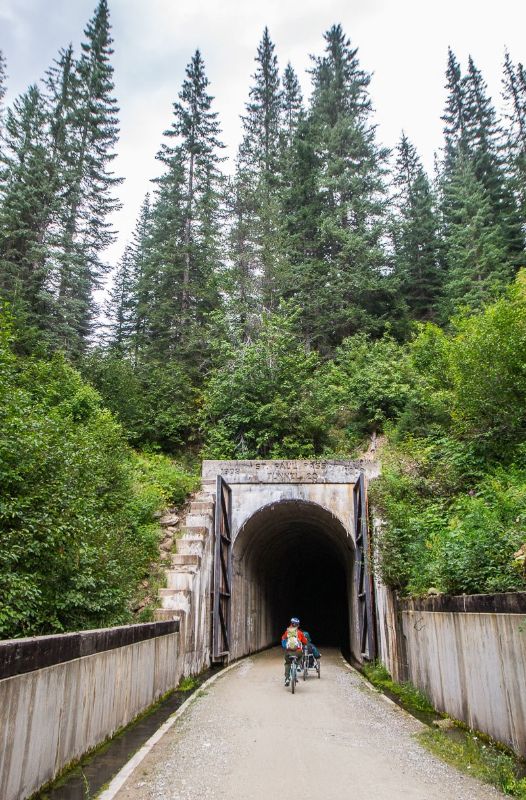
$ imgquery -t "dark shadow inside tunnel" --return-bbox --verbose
[231,500,354,659]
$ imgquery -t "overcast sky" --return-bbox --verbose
[1,0,526,269]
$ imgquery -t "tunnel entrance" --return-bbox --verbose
[230,500,354,660]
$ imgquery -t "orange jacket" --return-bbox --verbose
[281,625,307,650]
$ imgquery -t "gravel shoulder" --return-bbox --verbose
[111,647,505,800]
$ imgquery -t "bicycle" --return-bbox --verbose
[287,653,300,693]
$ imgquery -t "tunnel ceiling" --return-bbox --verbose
[232,499,354,648]
[234,499,353,570]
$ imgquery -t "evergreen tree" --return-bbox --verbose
[502,51,526,224]
[0,50,7,135]
[127,194,153,363]
[281,62,304,147]
[440,51,523,270]
[105,245,135,353]
[392,134,442,320]
[237,28,283,311]
[54,0,121,356]
[441,155,513,317]
[463,56,523,260]
[441,48,469,170]
[144,50,224,370]
[0,85,56,345]
[283,24,392,351]
[224,171,259,341]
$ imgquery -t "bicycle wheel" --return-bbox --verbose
[291,662,296,693]
[317,660,321,678]
[303,657,307,680]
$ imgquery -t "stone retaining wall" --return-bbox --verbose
[0,620,180,800]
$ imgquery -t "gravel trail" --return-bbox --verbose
[112,647,504,800]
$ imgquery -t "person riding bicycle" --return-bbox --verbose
[302,630,321,660]
[281,617,307,686]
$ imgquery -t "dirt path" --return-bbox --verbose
[112,648,504,800]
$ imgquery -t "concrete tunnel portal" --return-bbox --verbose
[231,500,354,656]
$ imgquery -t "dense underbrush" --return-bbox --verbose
[0,315,197,639]
[370,273,526,596]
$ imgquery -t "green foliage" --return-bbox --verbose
[419,728,526,798]
[131,451,198,508]
[81,351,198,452]
[200,307,334,458]
[0,311,194,638]
[373,277,526,595]
[177,676,199,691]
[448,271,526,456]
[362,661,435,715]
[329,333,411,444]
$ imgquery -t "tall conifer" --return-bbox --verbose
[285,24,391,350]
[441,155,512,317]
[238,28,283,311]
[502,51,526,225]
[0,86,56,344]
[392,134,442,320]
[0,51,7,135]
[144,50,224,370]
[54,0,121,355]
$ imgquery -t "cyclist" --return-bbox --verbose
[281,617,308,686]
[302,630,321,660]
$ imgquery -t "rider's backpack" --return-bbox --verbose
[285,625,300,650]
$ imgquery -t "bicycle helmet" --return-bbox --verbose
[290,617,300,625]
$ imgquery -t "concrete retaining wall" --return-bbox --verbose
[375,585,526,757]
[0,621,181,800]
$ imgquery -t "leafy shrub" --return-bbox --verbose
[200,309,335,458]
[329,332,411,443]
[371,276,526,596]
[82,351,198,452]
[448,271,526,458]
[0,314,195,638]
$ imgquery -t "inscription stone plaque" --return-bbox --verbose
[202,459,363,484]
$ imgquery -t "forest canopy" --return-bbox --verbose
[1,2,525,636]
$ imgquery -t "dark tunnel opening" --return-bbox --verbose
[272,543,349,646]
[231,500,354,658]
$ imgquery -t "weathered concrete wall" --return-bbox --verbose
[375,585,526,757]
[202,462,364,661]
[375,581,408,683]
[159,460,376,669]
[203,459,362,540]
[0,622,181,800]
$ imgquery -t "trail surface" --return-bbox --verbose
[113,648,503,800]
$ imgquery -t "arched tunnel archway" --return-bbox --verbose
[230,500,355,660]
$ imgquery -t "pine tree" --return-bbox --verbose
[281,63,304,147]
[105,245,135,353]
[0,50,7,135]
[441,48,469,170]
[54,0,121,356]
[237,28,283,311]
[104,195,153,359]
[441,155,513,317]
[127,194,153,363]
[143,50,224,370]
[392,134,442,320]
[463,56,523,260]
[0,85,56,345]
[224,171,259,341]
[502,51,526,224]
[284,24,391,351]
